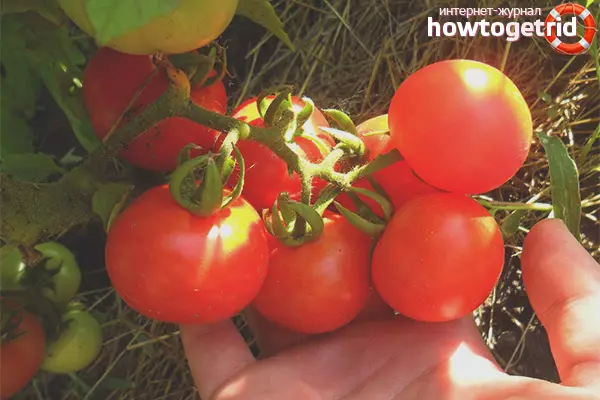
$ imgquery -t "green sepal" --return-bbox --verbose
[280,200,324,245]
[366,176,393,203]
[319,126,365,157]
[296,132,332,157]
[192,158,224,216]
[322,109,358,136]
[256,84,294,122]
[350,187,393,221]
[295,97,315,130]
[357,149,403,178]
[169,155,210,211]
[177,143,205,165]
[264,90,293,128]
[264,196,325,247]
[221,145,245,208]
[344,192,384,224]
[169,51,204,79]
[269,198,289,239]
[334,201,386,237]
[189,48,217,87]
[202,45,228,87]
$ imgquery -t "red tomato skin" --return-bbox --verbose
[105,185,269,324]
[219,96,332,210]
[371,193,505,322]
[356,114,392,161]
[0,308,45,399]
[252,213,371,334]
[83,47,227,172]
[388,60,532,194]
[336,114,439,216]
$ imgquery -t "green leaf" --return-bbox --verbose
[0,153,65,182]
[0,18,42,117]
[501,210,527,238]
[92,183,134,232]
[236,0,294,51]
[537,91,552,104]
[0,0,64,24]
[537,132,581,240]
[85,0,182,45]
[0,106,35,157]
[21,14,101,153]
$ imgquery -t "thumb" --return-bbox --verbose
[521,218,600,390]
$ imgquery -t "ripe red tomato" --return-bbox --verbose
[105,185,269,324]
[0,306,45,399]
[252,213,371,334]
[388,59,533,194]
[83,47,227,172]
[371,193,504,322]
[219,96,332,210]
[336,114,439,216]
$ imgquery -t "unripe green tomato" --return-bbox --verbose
[34,242,82,306]
[0,245,26,290]
[57,0,239,55]
[42,309,103,373]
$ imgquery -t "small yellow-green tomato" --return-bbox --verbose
[42,310,103,374]
[34,242,82,306]
[57,0,239,55]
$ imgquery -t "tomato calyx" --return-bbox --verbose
[169,44,228,88]
[169,145,245,217]
[263,194,325,247]
[334,185,393,237]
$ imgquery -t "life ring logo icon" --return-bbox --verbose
[545,3,597,55]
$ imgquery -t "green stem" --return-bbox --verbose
[292,170,313,237]
[477,199,553,211]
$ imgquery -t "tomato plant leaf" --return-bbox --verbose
[236,0,294,51]
[0,106,35,157]
[0,0,63,24]
[0,18,42,117]
[500,209,527,238]
[84,0,182,45]
[537,131,581,240]
[0,153,66,182]
[22,15,100,153]
[92,183,134,232]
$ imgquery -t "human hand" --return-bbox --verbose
[180,219,600,399]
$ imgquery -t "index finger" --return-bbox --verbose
[180,320,255,399]
[521,218,600,390]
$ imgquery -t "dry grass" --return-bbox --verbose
[21,0,599,398]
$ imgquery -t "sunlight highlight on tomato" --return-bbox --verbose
[388,59,533,194]
[105,185,269,324]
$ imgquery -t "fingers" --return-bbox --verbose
[245,289,395,358]
[179,320,255,399]
[521,218,600,390]
[244,307,310,357]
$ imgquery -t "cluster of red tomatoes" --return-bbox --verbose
[85,48,532,334]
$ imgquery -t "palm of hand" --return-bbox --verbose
[181,220,600,400]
